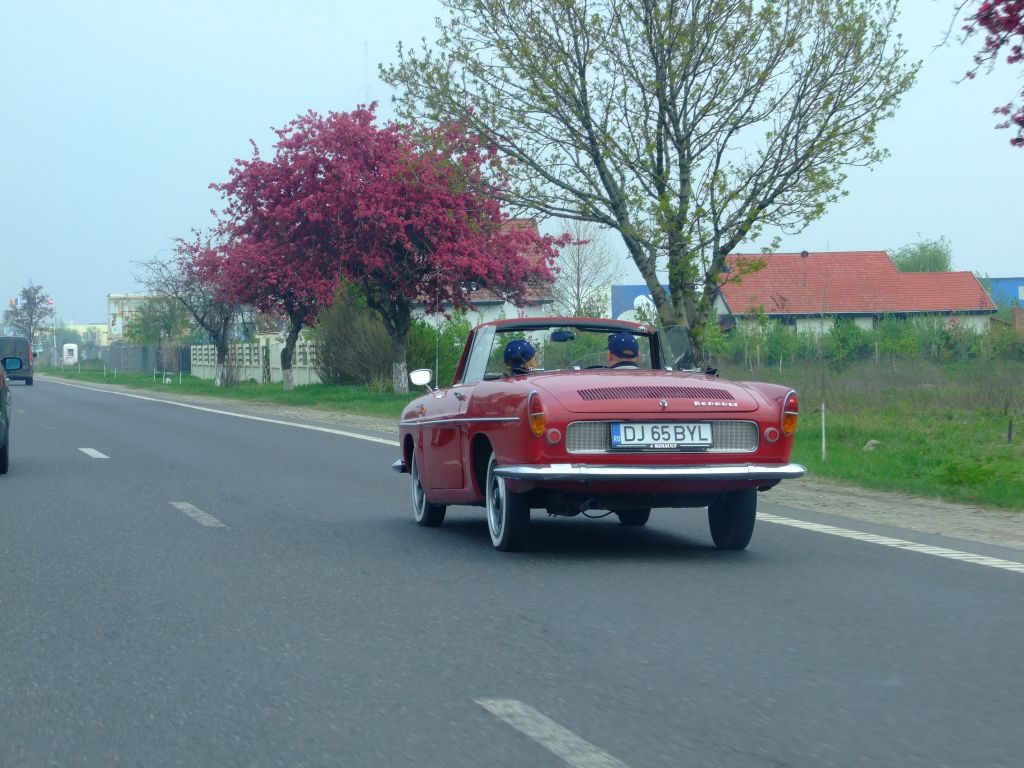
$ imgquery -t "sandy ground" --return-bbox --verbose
[765,477,1024,552]
[46,377,1024,553]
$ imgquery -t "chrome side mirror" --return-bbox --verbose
[409,368,433,390]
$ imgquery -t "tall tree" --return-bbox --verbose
[551,222,626,317]
[124,297,190,346]
[135,234,242,386]
[212,146,343,390]
[890,237,953,272]
[384,0,918,358]
[962,0,1024,147]
[3,283,54,349]
[213,106,564,393]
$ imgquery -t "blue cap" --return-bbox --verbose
[503,339,536,367]
[608,331,639,359]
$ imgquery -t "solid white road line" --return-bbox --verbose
[79,448,109,459]
[170,502,227,528]
[476,699,630,768]
[48,379,399,446]
[760,513,1024,574]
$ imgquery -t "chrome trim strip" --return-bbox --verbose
[399,416,520,427]
[493,463,807,482]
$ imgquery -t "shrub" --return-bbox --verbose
[312,285,393,385]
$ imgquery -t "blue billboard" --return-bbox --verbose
[610,284,666,321]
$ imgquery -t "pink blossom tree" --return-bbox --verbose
[213,143,341,389]
[217,105,564,393]
[964,0,1024,147]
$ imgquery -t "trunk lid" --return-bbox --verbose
[531,370,762,414]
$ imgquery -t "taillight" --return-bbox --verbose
[782,390,799,436]
[527,391,546,437]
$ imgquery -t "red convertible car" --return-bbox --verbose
[393,318,804,552]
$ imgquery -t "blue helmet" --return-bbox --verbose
[503,339,536,368]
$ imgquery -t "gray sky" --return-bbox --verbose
[2,1,1019,323]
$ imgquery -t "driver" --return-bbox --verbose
[607,331,641,368]
[504,339,537,376]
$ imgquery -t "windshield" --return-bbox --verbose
[658,325,698,370]
[480,325,655,379]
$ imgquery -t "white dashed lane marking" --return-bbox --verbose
[476,699,630,768]
[761,513,1024,574]
[170,502,227,528]
[79,448,109,459]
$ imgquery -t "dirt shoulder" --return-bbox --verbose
[44,376,1024,553]
[766,477,1024,552]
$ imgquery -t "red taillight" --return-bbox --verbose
[782,391,799,436]
[527,391,546,438]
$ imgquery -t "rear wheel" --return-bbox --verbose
[616,508,651,526]
[486,452,530,551]
[0,435,9,474]
[708,489,757,550]
[410,451,446,527]
[25,378,33,386]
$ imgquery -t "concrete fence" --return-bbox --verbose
[190,338,322,386]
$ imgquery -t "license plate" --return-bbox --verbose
[610,422,712,450]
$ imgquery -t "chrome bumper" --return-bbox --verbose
[493,463,806,482]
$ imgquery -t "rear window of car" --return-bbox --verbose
[0,337,31,361]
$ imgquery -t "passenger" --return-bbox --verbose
[607,331,641,368]
[503,339,537,376]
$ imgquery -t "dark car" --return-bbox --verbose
[393,317,805,552]
[0,336,33,386]
[1,355,23,474]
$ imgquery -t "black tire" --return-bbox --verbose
[616,508,651,526]
[410,451,446,527]
[25,378,33,386]
[708,489,757,550]
[0,435,8,474]
[485,452,530,551]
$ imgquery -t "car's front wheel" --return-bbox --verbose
[410,451,446,527]
[616,508,651,526]
[486,452,530,551]
[708,489,757,550]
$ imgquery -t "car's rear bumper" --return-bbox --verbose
[492,463,806,482]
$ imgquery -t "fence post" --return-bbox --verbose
[821,403,827,461]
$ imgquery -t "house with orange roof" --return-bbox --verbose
[719,251,997,333]
[612,250,997,333]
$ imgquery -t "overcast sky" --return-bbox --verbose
[2,0,1020,323]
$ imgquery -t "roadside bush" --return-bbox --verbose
[406,313,471,387]
[312,286,392,385]
[826,319,871,371]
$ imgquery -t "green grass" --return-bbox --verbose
[723,358,1024,511]
[43,358,1024,511]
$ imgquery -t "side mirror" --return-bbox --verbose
[409,368,433,388]
[2,357,23,372]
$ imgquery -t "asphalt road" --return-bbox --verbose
[2,378,1022,768]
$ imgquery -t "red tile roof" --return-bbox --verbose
[719,251,996,316]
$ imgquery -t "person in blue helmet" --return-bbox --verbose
[503,338,537,376]
[607,331,641,368]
